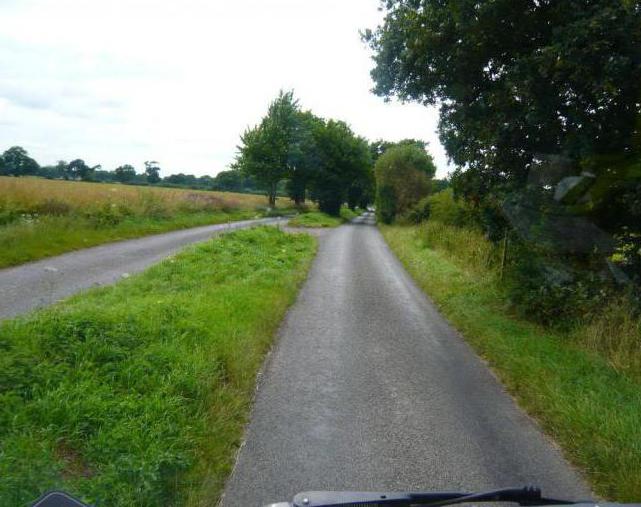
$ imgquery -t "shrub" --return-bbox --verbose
[401,196,431,224]
[376,184,396,224]
[374,144,434,223]
[505,246,609,327]
[85,204,126,227]
[427,188,474,226]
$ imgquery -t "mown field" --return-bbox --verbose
[0,177,290,268]
[0,227,316,506]
[381,222,641,501]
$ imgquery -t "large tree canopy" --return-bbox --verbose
[308,119,372,215]
[235,90,300,206]
[1,146,39,176]
[364,1,641,200]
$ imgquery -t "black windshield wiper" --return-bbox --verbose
[288,486,580,507]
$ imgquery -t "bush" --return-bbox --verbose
[376,184,396,224]
[427,189,474,226]
[505,247,609,327]
[374,144,434,222]
[401,196,431,224]
[85,204,127,227]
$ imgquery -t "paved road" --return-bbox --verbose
[0,216,286,319]
[222,212,590,507]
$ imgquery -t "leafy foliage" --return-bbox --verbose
[235,91,299,206]
[374,143,435,223]
[0,146,39,176]
[365,1,641,199]
[366,0,641,309]
[144,161,161,184]
[308,119,372,215]
[114,165,136,183]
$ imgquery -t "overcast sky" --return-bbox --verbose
[0,0,449,178]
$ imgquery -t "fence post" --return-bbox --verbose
[500,228,509,280]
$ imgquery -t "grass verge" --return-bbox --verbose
[380,224,641,501]
[288,207,362,228]
[0,226,316,506]
[0,209,260,268]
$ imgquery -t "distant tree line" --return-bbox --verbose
[0,146,265,193]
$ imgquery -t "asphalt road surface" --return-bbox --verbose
[222,212,590,507]
[0,216,286,320]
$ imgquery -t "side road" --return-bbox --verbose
[0,216,286,319]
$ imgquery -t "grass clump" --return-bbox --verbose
[381,223,641,501]
[0,226,316,506]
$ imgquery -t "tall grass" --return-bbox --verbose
[0,177,292,267]
[416,220,641,379]
[0,177,276,218]
[574,299,641,376]
[0,227,316,506]
[381,223,641,500]
[418,221,498,275]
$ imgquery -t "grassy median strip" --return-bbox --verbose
[0,209,262,268]
[0,227,316,506]
[288,207,361,228]
[381,224,641,501]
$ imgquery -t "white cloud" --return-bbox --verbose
[0,0,450,177]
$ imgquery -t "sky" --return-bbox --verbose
[0,0,450,178]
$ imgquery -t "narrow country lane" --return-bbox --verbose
[0,216,286,320]
[222,212,590,506]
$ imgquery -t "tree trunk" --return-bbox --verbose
[268,182,277,208]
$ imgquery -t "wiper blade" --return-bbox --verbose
[291,486,578,507]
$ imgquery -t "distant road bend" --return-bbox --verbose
[222,212,590,506]
[0,216,286,320]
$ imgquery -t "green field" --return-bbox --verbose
[0,227,316,506]
[381,223,641,501]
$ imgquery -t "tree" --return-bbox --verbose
[370,139,427,164]
[213,169,244,192]
[308,119,372,216]
[235,90,299,207]
[1,146,39,176]
[285,110,322,205]
[54,161,68,179]
[66,159,95,181]
[364,1,641,203]
[374,144,435,223]
[144,161,161,184]
[164,173,197,186]
[114,164,137,183]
